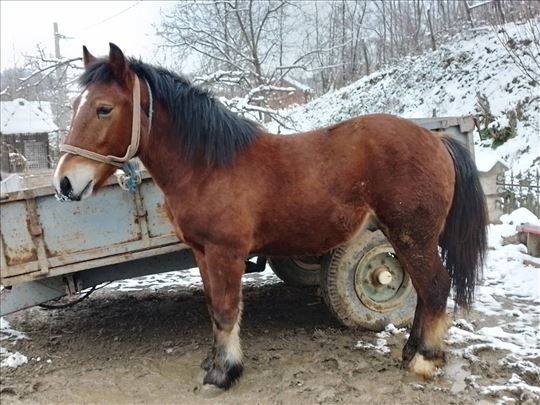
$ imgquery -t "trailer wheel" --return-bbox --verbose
[321,230,416,331]
[268,256,321,287]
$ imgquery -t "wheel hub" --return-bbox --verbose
[373,268,393,285]
[353,246,412,313]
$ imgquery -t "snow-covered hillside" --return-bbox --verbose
[274,21,539,172]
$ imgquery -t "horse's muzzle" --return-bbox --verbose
[55,176,93,202]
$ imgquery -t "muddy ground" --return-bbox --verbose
[0,282,535,404]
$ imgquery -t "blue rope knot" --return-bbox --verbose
[120,161,141,193]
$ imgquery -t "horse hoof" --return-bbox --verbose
[203,362,243,390]
[408,353,438,379]
[201,355,214,371]
[401,343,418,365]
[420,348,447,367]
[429,351,446,368]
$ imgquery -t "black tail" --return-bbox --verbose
[440,136,488,309]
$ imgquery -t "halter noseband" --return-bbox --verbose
[60,75,153,168]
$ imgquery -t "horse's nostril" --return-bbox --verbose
[60,176,72,196]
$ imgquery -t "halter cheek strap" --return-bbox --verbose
[59,75,153,168]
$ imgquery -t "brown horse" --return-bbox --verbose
[53,44,487,389]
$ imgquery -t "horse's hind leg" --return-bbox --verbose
[194,246,245,389]
[387,236,451,378]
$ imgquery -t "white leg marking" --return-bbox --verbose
[214,321,242,365]
[409,353,436,379]
[424,312,450,351]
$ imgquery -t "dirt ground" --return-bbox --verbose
[0,282,533,404]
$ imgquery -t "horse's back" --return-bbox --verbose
[272,113,455,207]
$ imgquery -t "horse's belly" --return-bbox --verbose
[254,206,370,256]
[256,236,342,256]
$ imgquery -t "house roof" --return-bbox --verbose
[0,98,58,135]
[284,77,312,93]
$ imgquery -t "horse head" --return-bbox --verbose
[53,43,147,201]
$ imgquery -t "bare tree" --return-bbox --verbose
[22,46,81,132]
[1,45,82,162]
[301,1,368,92]
[426,3,437,51]
[156,0,540,100]
[492,4,540,86]
[158,0,308,123]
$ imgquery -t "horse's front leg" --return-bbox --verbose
[194,245,245,389]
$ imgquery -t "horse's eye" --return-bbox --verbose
[96,106,113,118]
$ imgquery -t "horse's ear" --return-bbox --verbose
[82,46,96,67]
[108,42,128,81]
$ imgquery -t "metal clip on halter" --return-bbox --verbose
[117,161,142,193]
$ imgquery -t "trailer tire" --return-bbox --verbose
[321,230,416,331]
[268,257,321,287]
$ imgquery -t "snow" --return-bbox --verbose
[475,153,505,173]
[105,264,280,292]
[106,267,203,291]
[354,210,540,401]
[0,98,58,135]
[0,317,29,370]
[284,77,312,93]
[270,21,540,173]
[355,338,391,354]
[355,324,408,354]
[481,374,540,401]
[480,208,540,303]
[0,348,28,368]
[0,317,28,342]
[501,207,540,227]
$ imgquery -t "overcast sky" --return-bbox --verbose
[0,1,175,70]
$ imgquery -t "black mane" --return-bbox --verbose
[80,59,261,166]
